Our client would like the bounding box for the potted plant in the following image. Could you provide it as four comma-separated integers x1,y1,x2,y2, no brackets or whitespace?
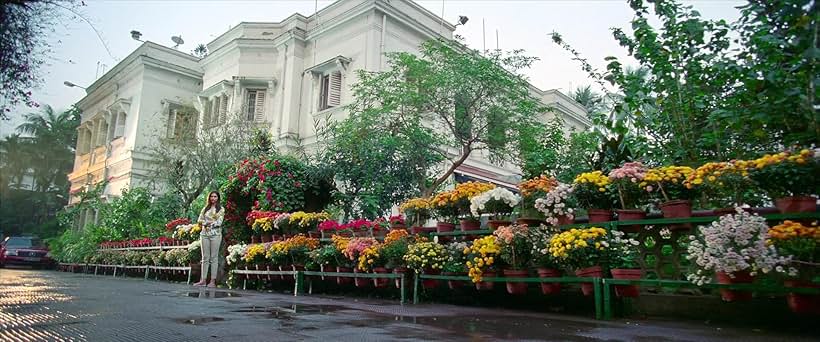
285,234,320,271
493,224,532,295
430,191,459,233
686,208,791,301
573,171,615,223
331,235,354,284
470,187,521,230
403,241,447,289
343,237,379,287
608,162,649,231
534,183,577,227
750,149,818,213
607,230,643,297
642,165,698,228
272,213,292,239
447,181,497,231
226,243,248,272
768,220,819,314
400,197,432,231
528,225,563,295
382,229,412,288
357,243,388,287
388,215,406,229
465,235,501,290
684,161,762,214
289,211,331,236
517,175,559,226
442,241,470,289
548,227,609,296
310,244,340,280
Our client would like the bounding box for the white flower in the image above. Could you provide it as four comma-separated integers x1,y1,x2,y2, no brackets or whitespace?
470,188,521,216
534,183,575,226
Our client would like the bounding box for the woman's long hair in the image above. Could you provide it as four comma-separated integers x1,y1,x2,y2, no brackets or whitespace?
203,191,222,213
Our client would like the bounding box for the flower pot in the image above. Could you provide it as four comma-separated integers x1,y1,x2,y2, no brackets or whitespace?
610,268,643,297
250,235,259,244
422,269,440,289
715,271,755,302
784,280,820,315
336,266,353,285
503,269,529,295
436,222,456,233
536,268,562,295
516,218,543,227
390,223,406,230
393,267,408,288
373,267,390,288
556,215,574,226
659,200,692,231
443,271,468,289
616,209,646,233
575,266,604,296
260,233,272,243
487,220,511,230
587,209,613,224
475,270,496,291
460,219,481,231
775,196,817,214
410,226,425,235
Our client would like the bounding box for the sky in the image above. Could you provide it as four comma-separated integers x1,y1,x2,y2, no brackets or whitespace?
0,0,744,137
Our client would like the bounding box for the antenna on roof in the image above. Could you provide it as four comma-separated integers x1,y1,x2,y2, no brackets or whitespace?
171,35,185,49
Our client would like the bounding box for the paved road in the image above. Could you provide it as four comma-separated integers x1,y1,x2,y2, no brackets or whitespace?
0,267,815,341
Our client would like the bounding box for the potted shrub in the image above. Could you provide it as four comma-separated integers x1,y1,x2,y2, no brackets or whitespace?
430,191,459,233
357,243,388,287
343,237,379,287
272,213,292,239
382,230,412,288
331,235,354,284
608,162,649,232
517,175,559,226
399,197,432,231
573,171,615,223
447,181,497,231
389,215,406,229
442,241,470,289
493,224,532,295
187,240,202,278
528,225,563,295
549,227,609,296
749,149,818,213
768,221,819,314
289,211,331,236
470,187,521,230
607,230,643,297
403,241,447,289
465,235,501,291
642,166,698,228
686,208,791,301
285,234,320,271
226,243,248,272
684,161,763,214
310,244,341,280
534,183,577,227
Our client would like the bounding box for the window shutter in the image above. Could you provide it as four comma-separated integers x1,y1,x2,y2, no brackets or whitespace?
115,113,126,138
254,91,265,122
328,71,342,107
167,108,177,138
220,95,228,123
211,97,220,126
202,99,211,128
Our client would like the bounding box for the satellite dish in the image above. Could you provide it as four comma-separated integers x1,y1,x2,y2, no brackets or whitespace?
171,35,184,48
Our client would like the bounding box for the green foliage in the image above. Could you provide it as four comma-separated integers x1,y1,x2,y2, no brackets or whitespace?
47,228,96,263
97,187,170,240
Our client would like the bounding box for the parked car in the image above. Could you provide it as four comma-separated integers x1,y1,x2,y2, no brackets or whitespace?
0,236,54,269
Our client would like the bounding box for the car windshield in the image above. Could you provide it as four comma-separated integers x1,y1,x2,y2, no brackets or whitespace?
4,237,43,248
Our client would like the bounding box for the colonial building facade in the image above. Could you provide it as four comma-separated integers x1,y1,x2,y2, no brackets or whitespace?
67,0,590,217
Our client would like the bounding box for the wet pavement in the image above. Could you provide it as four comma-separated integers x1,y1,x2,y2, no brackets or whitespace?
0,267,816,341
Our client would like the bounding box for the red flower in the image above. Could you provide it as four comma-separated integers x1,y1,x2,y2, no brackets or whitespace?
294,181,301,188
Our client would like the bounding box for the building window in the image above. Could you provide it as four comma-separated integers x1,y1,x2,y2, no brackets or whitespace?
96,119,108,146
207,95,228,126
166,103,197,140
245,89,266,121
319,71,342,111
115,112,126,138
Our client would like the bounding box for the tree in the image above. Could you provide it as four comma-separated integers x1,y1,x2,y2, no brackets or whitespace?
16,105,79,192
348,39,547,196
0,1,81,118
145,111,255,213
192,44,208,58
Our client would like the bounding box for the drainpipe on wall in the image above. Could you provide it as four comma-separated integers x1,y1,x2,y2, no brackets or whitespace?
380,12,386,71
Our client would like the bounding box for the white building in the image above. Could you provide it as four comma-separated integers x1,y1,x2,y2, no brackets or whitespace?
67,0,590,208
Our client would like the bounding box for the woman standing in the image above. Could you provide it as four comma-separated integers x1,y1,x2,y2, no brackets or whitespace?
193,191,224,287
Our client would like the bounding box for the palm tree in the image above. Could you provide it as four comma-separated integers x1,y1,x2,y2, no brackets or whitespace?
569,85,607,118
0,134,33,189
16,105,80,193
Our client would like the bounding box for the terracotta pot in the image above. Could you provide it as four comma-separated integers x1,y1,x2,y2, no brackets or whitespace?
503,269,529,295
260,233,272,243
410,226,425,235
536,268,562,295
610,268,643,297
393,267,408,289
575,265,604,296
616,209,646,233
373,267,390,288
353,268,370,288
436,222,456,233
390,223,406,230
460,219,481,231
475,271,496,291
556,215,574,226
422,269,440,289
775,196,817,214
443,271,468,289
336,266,353,285
715,271,755,302
587,209,613,223
659,200,693,231
250,235,259,244
516,218,544,227
487,220,512,230
784,280,820,315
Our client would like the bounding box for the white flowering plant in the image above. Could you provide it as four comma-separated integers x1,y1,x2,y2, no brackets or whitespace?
187,240,202,263
226,243,249,266
469,187,521,219
685,208,792,286
527,224,562,268
534,183,577,226
607,230,641,269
